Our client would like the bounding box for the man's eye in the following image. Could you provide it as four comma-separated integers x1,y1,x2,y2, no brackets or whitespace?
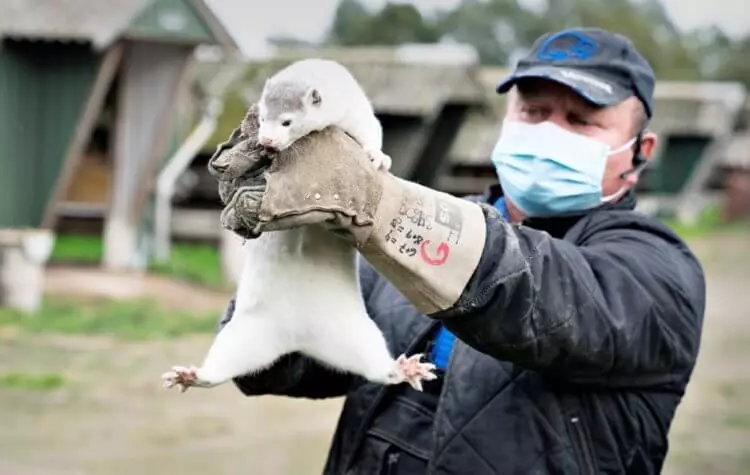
568,115,590,126
281,120,291,127
520,107,542,118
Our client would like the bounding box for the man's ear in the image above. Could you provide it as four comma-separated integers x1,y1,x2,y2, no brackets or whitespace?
639,131,658,162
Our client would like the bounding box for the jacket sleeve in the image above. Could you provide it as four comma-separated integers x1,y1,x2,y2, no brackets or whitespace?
434,207,706,388
217,296,355,399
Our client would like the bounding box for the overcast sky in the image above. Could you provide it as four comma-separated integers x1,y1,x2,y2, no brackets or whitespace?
205,0,750,58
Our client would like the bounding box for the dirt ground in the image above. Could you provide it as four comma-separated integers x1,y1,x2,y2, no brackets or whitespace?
661,233,750,475
0,232,749,475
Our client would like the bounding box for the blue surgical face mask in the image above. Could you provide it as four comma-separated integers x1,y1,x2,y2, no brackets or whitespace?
490,119,637,218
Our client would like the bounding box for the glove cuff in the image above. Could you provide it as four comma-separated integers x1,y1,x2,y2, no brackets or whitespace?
358,175,487,315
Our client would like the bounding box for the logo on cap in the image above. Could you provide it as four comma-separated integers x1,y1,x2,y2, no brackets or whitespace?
559,69,613,94
536,30,599,62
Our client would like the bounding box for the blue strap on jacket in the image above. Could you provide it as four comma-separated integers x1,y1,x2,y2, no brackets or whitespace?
430,196,509,371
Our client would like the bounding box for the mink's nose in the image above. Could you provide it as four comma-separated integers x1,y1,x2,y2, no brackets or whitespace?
208,158,230,177
258,137,273,147
210,161,227,173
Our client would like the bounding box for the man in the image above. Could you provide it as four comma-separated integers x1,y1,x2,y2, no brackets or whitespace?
212,27,706,474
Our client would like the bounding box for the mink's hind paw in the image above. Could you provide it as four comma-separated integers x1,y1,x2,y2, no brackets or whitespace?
386,353,437,392
162,365,202,393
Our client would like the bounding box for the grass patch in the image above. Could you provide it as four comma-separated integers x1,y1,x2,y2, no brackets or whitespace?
148,241,225,290
51,233,225,290
717,381,741,400
0,296,218,340
724,412,750,429
660,205,749,240
51,233,103,264
0,372,66,391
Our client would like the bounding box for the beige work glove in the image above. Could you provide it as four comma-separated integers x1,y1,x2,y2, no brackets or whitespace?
209,105,488,315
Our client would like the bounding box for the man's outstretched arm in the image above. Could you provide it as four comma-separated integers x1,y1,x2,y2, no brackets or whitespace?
213,106,705,390
432,208,706,388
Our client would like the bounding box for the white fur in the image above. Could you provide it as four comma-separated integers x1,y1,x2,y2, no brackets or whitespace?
162,59,433,393
193,227,401,386
257,59,391,170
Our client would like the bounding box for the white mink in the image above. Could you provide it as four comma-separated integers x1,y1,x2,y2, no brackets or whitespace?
256,58,392,171
162,59,435,394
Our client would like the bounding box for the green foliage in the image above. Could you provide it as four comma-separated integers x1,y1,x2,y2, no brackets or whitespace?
50,233,103,264
724,412,750,429
148,241,226,290
327,0,441,46
435,0,539,65
323,0,750,85
701,33,750,88
0,372,66,391
660,205,749,240
50,234,225,290
0,297,218,340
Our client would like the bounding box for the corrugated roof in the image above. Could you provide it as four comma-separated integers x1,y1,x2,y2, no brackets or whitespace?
0,0,237,51
191,45,488,119
447,66,509,165
240,59,487,117
0,0,150,48
195,47,491,152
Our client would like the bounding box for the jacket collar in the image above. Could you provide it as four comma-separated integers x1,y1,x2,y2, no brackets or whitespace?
483,183,638,239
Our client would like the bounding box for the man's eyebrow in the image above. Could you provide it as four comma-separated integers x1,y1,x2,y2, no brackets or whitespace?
514,84,606,116
514,91,550,108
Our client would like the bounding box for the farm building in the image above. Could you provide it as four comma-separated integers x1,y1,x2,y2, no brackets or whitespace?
0,0,238,273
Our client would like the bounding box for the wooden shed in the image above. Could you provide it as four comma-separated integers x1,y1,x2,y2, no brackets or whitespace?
0,0,237,270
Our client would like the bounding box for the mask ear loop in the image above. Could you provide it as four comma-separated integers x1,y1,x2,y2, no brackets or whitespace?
620,131,649,179
601,131,649,203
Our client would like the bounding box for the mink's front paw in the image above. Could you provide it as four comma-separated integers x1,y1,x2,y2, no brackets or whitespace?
364,148,392,172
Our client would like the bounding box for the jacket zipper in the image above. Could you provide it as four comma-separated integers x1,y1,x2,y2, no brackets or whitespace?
343,320,440,472
568,415,597,475
385,452,400,475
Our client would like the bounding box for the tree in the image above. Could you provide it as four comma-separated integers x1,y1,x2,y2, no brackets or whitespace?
684,27,750,88
323,0,747,85
434,0,703,77
327,0,374,45
370,3,441,45
435,0,524,65
326,0,440,46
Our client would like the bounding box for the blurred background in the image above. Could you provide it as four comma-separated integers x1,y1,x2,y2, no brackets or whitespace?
0,0,748,474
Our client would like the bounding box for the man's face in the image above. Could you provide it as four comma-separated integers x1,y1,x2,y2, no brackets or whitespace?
503,78,657,211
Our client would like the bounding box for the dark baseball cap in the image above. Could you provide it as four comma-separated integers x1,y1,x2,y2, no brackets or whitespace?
496,27,655,118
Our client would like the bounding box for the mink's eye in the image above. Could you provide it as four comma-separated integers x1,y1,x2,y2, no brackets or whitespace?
281,119,291,127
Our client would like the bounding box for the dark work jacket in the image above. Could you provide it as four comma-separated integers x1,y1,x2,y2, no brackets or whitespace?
217,185,706,475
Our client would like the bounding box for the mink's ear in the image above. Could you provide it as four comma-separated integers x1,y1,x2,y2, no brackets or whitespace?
307,88,322,106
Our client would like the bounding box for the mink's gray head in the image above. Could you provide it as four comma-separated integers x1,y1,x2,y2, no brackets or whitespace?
257,78,323,151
